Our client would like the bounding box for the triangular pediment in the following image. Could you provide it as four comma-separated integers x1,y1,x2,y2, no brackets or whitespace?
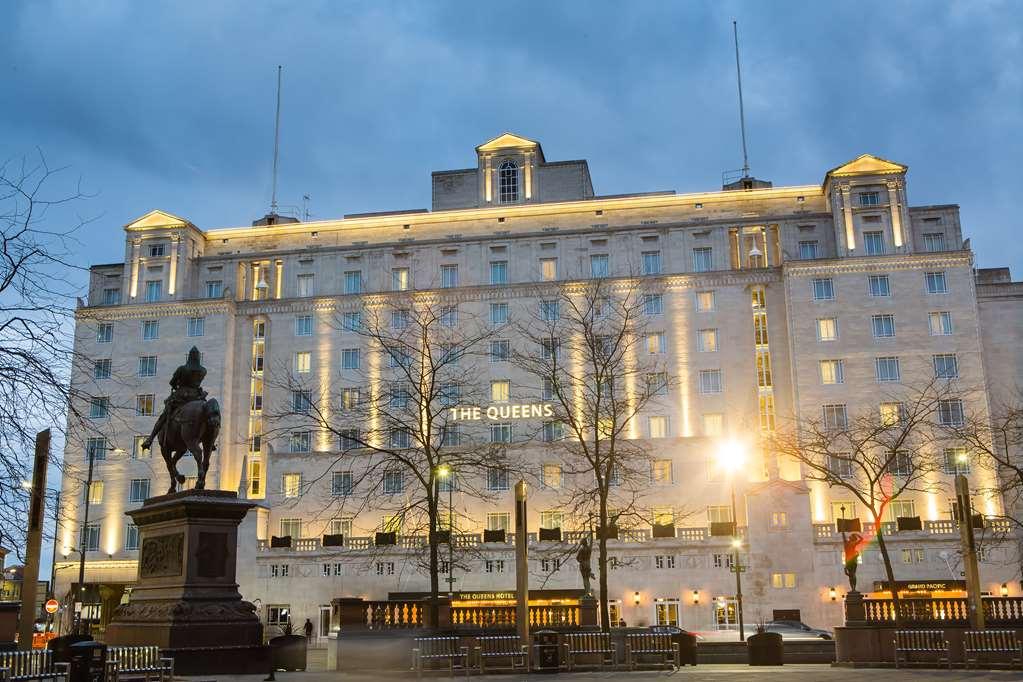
476,132,539,152
826,154,907,178
126,209,191,230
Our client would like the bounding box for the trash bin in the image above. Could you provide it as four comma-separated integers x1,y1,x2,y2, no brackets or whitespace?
533,630,560,673
68,640,107,682
47,634,93,664
650,625,697,666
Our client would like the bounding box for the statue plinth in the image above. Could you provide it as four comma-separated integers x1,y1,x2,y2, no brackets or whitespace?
105,490,269,674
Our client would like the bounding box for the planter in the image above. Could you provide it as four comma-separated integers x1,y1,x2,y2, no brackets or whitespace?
747,632,783,666
269,634,308,671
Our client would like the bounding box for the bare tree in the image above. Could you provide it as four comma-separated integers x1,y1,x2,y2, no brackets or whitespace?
766,380,955,623
512,278,678,632
265,296,508,626
0,151,97,558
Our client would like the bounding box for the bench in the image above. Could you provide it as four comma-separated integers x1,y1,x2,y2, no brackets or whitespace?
412,637,469,679
561,632,616,670
106,646,174,682
893,629,950,669
474,635,527,674
625,632,679,670
964,629,1022,669
0,651,68,682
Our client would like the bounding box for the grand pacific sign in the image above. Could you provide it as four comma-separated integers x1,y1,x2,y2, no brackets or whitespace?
448,404,554,422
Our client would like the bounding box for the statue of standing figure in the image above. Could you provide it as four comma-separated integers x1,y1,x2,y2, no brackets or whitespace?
843,532,863,592
576,537,595,596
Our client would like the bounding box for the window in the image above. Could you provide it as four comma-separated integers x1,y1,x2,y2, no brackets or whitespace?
888,451,913,477
341,349,360,370
539,258,558,281
541,463,562,489
102,288,121,305
439,383,460,408
440,264,458,288
343,271,363,294
486,513,510,532
699,369,722,394
799,241,819,259
131,435,150,459
696,291,715,311
642,251,662,275
858,191,880,206
90,396,110,419
939,399,964,426
819,359,844,385
280,518,302,539
490,261,508,285
186,316,205,337
295,315,313,336
864,231,885,255
542,421,564,442
654,555,676,570
337,388,360,412
875,356,901,382
331,518,353,536
85,480,104,504
282,474,302,498
81,524,100,552
484,559,505,574
490,380,510,402
900,548,926,564
697,328,718,352
868,274,890,297
329,471,353,497
540,510,564,529
942,446,970,474
922,233,945,252
439,306,457,327
129,478,151,503
707,505,733,523
650,459,673,484
770,512,788,529
541,378,554,401
389,428,411,448
929,311,953,336
391,268,410,292
649,416,669,439
692,247,713,272
880,402,907,426
341,311,361,332
93,359,111,380
643,294,663,315
771,573,797,589
702,413,724,437
440,424,459,447
373,561,395,576
540,558,561,573
490,423,512,443
540,338,559,360
816,318,838,341
540,299,559,321
827,455,853,479
136,394,155,416
339,428,360,450
391,309,410,329
925,271,948,294
138,356,157,378
142,320,159,340
289,432,311,453
297,273,315,297
589,254,609,278
147,243,166,257
498,159,519,203
205,280,223,298
487,467,509,491
490,302,508,325
125,524,139,551
812,278,834,301
97,323,113,343
933,354,959,379
872,314,896,338
830,501,856,523
888,498,916,520
822,404,848,430
144,280,162,302
646,332,666,354
290,351,310,375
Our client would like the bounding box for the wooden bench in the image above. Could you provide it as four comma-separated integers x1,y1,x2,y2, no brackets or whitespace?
106,646,174,682
474,635,527,674
412,636,469,679
561,631,616,670
963,629,1023,669
893,629,950,669
625,632,679,670
0,651,68,682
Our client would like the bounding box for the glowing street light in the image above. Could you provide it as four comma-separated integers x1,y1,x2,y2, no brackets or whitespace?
434,464,454,598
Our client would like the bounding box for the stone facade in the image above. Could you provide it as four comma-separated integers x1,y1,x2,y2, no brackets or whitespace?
57,134,1021,637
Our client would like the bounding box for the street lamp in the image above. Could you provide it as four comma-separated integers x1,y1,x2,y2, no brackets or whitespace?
435,465,454,598
716,439,747,642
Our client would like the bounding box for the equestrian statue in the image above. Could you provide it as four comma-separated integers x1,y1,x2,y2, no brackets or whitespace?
141,346,221,494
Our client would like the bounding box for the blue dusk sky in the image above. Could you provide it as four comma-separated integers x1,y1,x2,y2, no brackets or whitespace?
1,1,1021,269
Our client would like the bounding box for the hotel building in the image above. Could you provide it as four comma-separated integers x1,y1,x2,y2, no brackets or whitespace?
58,133,1023,638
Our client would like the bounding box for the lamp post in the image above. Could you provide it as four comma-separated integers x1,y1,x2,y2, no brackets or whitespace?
73,440,102,635
717,440,747,642
436,465,454,598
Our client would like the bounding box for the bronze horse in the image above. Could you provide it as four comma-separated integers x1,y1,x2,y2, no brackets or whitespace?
157,398,221,494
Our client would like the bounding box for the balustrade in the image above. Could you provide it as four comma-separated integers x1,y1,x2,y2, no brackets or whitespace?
366,600,423,629
861,596,1023,627
813,523,834,539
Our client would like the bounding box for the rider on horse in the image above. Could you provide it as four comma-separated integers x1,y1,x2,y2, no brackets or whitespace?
141,346,209,452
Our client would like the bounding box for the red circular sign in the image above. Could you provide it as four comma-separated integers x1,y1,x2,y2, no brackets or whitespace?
44,599,58,614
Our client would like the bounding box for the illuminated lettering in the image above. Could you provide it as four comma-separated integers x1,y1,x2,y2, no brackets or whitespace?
447,403,556,422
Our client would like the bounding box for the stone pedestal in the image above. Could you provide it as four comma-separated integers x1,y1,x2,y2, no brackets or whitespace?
105,490,268,674
843,591,865,625
579,595,598,627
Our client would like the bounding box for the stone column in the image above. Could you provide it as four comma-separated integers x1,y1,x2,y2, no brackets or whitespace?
840,186,856,252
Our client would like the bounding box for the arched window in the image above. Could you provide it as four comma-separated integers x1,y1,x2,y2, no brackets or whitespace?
498,159,519,204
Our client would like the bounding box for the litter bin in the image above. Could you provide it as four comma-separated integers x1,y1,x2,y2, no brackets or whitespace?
68,640,107,682
650,625,698,666
533,630,560,673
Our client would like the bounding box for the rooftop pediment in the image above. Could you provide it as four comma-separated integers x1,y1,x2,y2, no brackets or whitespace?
826,154,907,179
476,132,540,153
126,209,192,231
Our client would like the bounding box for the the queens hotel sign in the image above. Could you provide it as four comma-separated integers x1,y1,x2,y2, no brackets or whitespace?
449,404,554,422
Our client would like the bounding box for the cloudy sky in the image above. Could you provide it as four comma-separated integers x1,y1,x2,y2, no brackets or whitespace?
2,0,1021,273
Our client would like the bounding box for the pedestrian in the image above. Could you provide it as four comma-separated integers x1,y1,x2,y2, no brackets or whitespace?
303,618,314,644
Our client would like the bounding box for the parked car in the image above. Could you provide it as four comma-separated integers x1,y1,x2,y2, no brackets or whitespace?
764,620,833,640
